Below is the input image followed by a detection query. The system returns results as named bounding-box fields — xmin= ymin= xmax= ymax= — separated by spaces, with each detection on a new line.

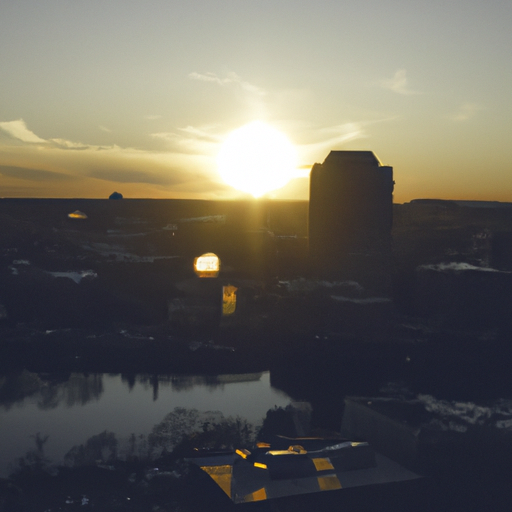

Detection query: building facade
xmin=309 ymin=151 xmax=394 ymax=290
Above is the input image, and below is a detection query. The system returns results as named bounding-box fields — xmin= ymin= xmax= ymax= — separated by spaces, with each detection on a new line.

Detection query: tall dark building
xmin=308 ymin=151 xmax=394 ymax=288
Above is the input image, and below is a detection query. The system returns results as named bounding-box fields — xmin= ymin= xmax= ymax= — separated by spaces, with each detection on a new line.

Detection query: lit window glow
xmin=194 ymin=252 xmax=220 ymax=277
xmin=222 ymin=285 xmax=238 ymax=316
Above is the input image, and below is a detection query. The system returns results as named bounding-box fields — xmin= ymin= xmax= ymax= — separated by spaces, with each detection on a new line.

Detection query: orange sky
xmin=1 ymin=1 xmax=511 ymax=204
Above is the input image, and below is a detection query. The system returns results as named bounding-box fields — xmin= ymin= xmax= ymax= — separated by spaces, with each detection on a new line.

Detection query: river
xmin=0 ymin=371 xmax=292 ymax=477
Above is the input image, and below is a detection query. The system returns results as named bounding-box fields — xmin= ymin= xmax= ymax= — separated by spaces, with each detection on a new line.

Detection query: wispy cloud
xmin=99 ymin=125 xmax=112 ymax=133
xmin=313 ymin=123 xmax=366 ymax=146
xmin=299 ymin=122 xmax=366 ymax=164
xmin=51 ymin=138 xmax=91 ymax=150
xmin=150 ymin=132 xmax=179 ymax=144
xmin=0 ymin=116 xmax=376 ymax=200
xmin=450 ymin=102 xmax=481 ymax=121
xmin=0 ymin=119 xmax=112 ymax=151
xmin=179 ymin=125 xmax=221 ymax=141
xmin=151 ymin=124 xmax=222 ymax=154
xmin=86 ymin=168 xmax=187 ymax=186
xmin=188 ymin=71 xmax=265 ymax=96
xmin=0 ymin=119 xmax=47 ymax=143
xmin=293 ymin=116 xmax=399 ymax=172
xmin=0 ymin=165 xmax=76 ymax=182
xmin=379 ymin=69 xmax=421 ymax=95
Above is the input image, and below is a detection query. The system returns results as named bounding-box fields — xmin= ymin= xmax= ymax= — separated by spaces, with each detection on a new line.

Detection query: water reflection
xmin=0 ymin=370 xmax=292 ymax=477
xmin=149 ymin=407 xmax=254 ymax=455
xmin=0 ymin=371 xmax=104 ymax=410
xmin=0 ymin=371 xmax=270 ymax=411
xmin=64 ymin=431 xmax=119 ymax=468
xmin=119 ymin=373 xmax=266 ymax=401
xmin=13 ymin=406 xmax=259 ymax=480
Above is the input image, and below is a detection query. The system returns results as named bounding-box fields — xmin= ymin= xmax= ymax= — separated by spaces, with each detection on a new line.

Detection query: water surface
xmin=0 ymin=371 xmax=293 ymax=477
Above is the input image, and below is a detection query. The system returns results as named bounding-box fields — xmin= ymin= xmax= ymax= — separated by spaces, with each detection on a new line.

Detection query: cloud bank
xmin=0 ymin=165 xmax=76 ymax=182
xmin=0 ymin=118 xmax=224 ymax=198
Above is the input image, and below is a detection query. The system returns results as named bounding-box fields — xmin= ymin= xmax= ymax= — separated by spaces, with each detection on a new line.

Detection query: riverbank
xmin=2 ymin=322 xmax=512 ymax=511
xmin=3 ymin=376 xmax=512 ymax=512
xmin=2 ymin=321 xmax=511 ymax=392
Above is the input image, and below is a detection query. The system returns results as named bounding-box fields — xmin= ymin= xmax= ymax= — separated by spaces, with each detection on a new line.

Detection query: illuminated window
xmin=194 ymin=252 xmax=220 ymax=278
xmin=222 ymin=285 xmax=238 ymax=316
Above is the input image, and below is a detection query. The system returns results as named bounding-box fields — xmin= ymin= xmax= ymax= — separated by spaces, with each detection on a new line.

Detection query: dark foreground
xmin=2 ymin=198 xmax=512 ymax=510
xmin=2 ymin=325 xmax=512 ymax=512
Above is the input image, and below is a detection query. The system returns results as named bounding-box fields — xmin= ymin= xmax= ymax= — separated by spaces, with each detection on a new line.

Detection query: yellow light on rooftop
xmin=68 ymin=210 xmax=88 ymax=219
xmin=194 ymin=252 xmax=220 ymax=278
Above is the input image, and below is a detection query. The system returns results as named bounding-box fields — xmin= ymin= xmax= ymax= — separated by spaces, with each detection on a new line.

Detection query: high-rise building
xmin=308 ymin=151 xmax=394 ymax=289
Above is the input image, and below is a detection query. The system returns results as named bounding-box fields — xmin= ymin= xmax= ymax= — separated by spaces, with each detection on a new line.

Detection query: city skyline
xmin=1 ymin=0 xmax=511 ymax=203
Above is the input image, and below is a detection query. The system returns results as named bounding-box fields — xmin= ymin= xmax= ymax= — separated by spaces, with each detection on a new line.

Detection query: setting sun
xmin=217 ymin=121 xmax=298 ymax=198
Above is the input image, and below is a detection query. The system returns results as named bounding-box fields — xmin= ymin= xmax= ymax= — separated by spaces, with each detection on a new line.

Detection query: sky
xmin=1 ymin=0 xmax=511 ymax=203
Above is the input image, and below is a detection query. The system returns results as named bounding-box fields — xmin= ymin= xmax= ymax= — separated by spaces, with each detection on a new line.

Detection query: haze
xmin=1 ymin=0 xmax=511 ymax=203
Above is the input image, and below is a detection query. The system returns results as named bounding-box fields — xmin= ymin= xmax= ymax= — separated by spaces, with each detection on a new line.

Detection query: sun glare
xmin=217 ymin=121 xmax=298 ymax=198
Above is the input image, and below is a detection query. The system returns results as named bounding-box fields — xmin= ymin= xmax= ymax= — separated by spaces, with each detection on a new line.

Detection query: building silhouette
xmin=308 ymin=151 xmax=394 ymax=290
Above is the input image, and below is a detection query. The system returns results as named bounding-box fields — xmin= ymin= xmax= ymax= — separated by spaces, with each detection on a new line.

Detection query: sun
xmin=217 ymin=121 xmax=298 ymax=198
